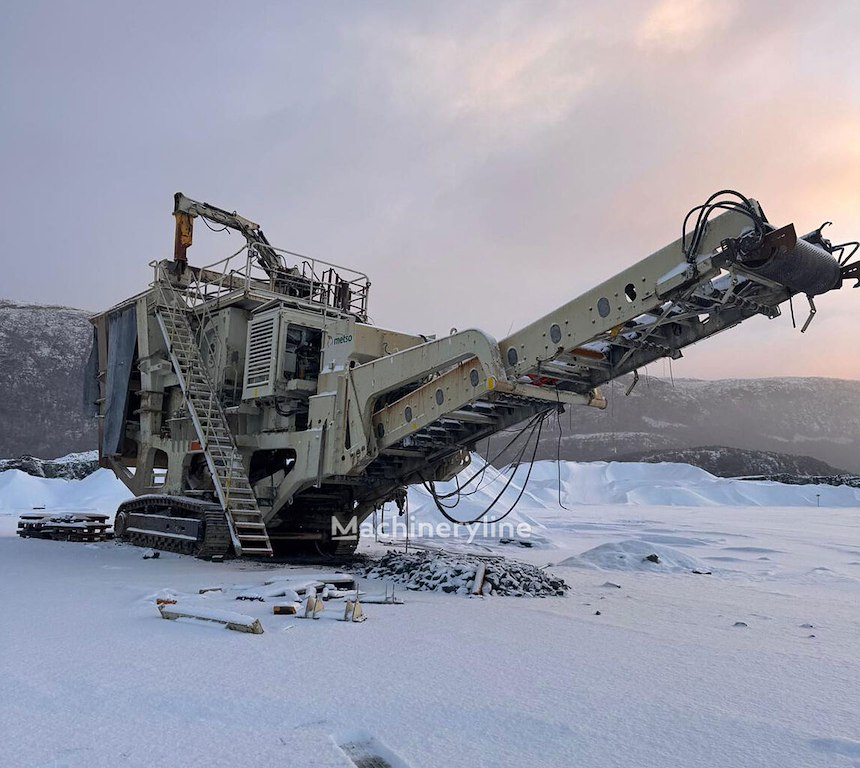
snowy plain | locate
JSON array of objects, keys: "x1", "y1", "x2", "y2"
[{"x1": 1, "y1": 460, "x2": 858, "y2": 768}]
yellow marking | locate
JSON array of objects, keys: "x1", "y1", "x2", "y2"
[{"x1": 487, "y1": 376, "x2": 495, "y2": 391}]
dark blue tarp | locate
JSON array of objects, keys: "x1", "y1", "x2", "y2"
[{"x1": 103, "y1": 306, "x2": 137, "y2": 455}]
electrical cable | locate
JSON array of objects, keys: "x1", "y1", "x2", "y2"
[
  {"x1": 831, "y1": 241, "x2": 859, "y2": 267},
  {"x1": 424, "y1": 412, "x2": 543, "y2": 511},
  {"x1": 685, "y1": 201, "x2": 763, "y2": 259},
  {"x1": 481, "y1": 411, "x2": 546, "y2": 525},
  {"x1": 199, "y1": 216, "x2": 230, "y2": 233},
  {"x1": 555, "y1": 388, "x2": 568, "y2": 510},
  {"x1": 438, "y1": 433, "x2": 496, "y2": 502},
  {"x1": 682, "y1": 190, "x2": 762, "y2": 247},
  {"x1": 428, "y1": 410, "x2": 547, "y2": 501},
  {"x1": 682, "y1": 191, "x2": 767, "y2": 263},
  {"x1": 422, "y1": 410, "x2": 548, "y2": 525}
]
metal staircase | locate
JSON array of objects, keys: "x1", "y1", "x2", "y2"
[{"x1": 152, "y1": 276, "x2": 273, "y2": 557}]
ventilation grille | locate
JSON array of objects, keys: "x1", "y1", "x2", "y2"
[{"x1": 243, "y1": 313, "x2": 278, "y2": 398}]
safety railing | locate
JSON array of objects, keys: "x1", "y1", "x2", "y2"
[{"x1": 157, "y1": 243, "x2": 371, "y2": 322}]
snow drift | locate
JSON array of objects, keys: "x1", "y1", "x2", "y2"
[
  {"x1": 3, "y1": 456, "x2": 859, "y2": 525},
  {"x1": 401, "y1": 456, "x2": 860, "y2": 529},
  {"x1": 559, "y1": 540, "x2": 711, "y2": 573},
  {"x1": 0, "y1": 468, "x2": 132, "y2": 516}
]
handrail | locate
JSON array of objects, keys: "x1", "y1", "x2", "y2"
[
  {"x1": 187, "y1": 241, "x2": 372, "y2": 321},
  {"x1": 150, "y1": 232, "x2": 373, "y2": 325},
  {"x1": 248, "y1": 243, "x2": 371, "y2": 320},
  {"x1": 151, "y1": 261, "x2": 230, "y2": 397}
]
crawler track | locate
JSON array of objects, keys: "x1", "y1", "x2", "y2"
[
  {"x1": 113, "y1": 495, "x2": 363, "y2": 561},
  {"x1": 114, "y1": 495, "x2": 232, "y2": 559}
]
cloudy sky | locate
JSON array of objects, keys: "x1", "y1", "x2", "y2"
[{"x1": 2, "y1": 1, "x2": 859, "y2": 380}]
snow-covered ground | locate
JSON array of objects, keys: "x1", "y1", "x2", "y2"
[{"x1": 1, "y1": 461, "x2": 859, "y2": 767}]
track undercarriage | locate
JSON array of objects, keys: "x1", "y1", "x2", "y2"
[
  {"x1": 113, "y1": 493, "x2": 364, "y2": 559},
  {"x1": 114, "y1": 496, "x2": 231, "y2": 559}
]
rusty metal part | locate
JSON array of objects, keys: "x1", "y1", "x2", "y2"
[{"x1": 173, "y1": 210, "x2": 194, "y2": 262}]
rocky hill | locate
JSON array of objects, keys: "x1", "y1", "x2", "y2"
[
  {"x1": 613, "y1": 445, "x2": 846, "y2": 478},
  {"x1": 0, "y1": 299, "x2": 97, "y2": 459},
  {"x1": 484, "y1": 375, "x2": 860, "y2": 474}
]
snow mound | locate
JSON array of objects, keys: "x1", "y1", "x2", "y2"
[
  {"x1": 0, "y1": 468, "x2": 132, "y2": 517},
  {"x1": 523, "y1": 461, "x2": 860, "y2": 507},
  {"x1": 391, "y1": 461, "x2": 860, "y2": 543},
  {"x1": 561, "y1": 540, "x2": 710, "y2": 574}
]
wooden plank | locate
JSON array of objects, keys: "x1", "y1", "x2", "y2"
[{"x1": 158, "y1": 604, "x2": 264, "y2": 634}]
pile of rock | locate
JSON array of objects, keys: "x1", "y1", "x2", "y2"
[{"x1": 361, "y1": 550, "x2": 568, "y2": 597}]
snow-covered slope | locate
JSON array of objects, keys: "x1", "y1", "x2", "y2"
[
  {"x1": 3, "y1": 457, "x2": 858, "y2": 522},
  {"x1": 0, "y1": 468, "x2": 131, "y2": 515},
  {"x1": 400, "y1": 456, "x2": 860, "y2": 530}
]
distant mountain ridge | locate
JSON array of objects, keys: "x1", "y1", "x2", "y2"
[
  {"x1": 485, "y1": 375, "x2": 860, "y2": 474},
  {"x1": 0, "y1": 298, "x2": 97, "y2": 459}
]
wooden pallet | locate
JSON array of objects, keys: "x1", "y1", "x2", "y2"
[{"x1": 17, "y1": 512, "x2": 112, "y2": 542}]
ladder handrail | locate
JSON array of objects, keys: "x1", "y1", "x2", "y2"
[{"x1": 150, "y1": 267, "x2": 272, "y2": 557}]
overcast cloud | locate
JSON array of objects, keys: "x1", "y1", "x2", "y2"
[{"x1": 2, "y1": 0, "x2": 858, "y2": 379}]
